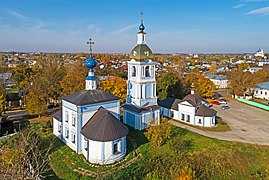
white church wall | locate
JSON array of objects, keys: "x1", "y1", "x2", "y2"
[
  {"x1": 172, "y1": 109, "x2": 179, "y2": 120},
  {"x1": 88, "y1": 140, "x2": 103, "y2": 163},
  {"x1": 61, "y1": 105, "x2": 78, "y2": 152},
  {"x1": 53, "y1": 118, "x2": 61, "y2": 139},
  {"x1": 88, "y1": 137, "x2": 126, "y2": 165}
]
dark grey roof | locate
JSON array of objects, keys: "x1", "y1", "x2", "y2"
[
  {"x1": 129, "y1": 44, "x2": 153, "y2": 61},
  {"x1": 62, "y1": 89, "x2": 119, "y2": 106},
  {"x1": 195, "y1": 104, "x2": 217, "y2": 117},
  {"x1": 52, "y1": 110, "x2": 62, "y2": 122},
  {"x1": 158, "y1": 97, "x2": 183, "y2": 110},
  {"x1": 183, "y1": 94, "x2": 206, "y2": 107},
  {"x1": 81, "y1": 107, "x2": 128, "y2": 142},
  {"x1": 122, "y1": 104, "x2": 160, "y2": 113}
]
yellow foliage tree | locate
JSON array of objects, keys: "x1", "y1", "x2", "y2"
[
  {"x1": 144, "y1": 117, "x2": 172, "y2": 147},
  {"x1": 101, "y1": 76, "x2": 127, "y2": 103},
  {"x1": 176, "y1": 166, "x2": 196, "y2": 180},
  {"x1": 60, "y1": 61, "x2": 87, "y2": 96},
  {"x1": 186, "y1": 71, "x2": 216, "y2": 98},
  {"x1": 0, "y1": 87, "x2": 6, "y2": 115}
]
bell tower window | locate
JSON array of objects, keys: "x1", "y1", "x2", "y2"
[
  {"x1": 131, "y1": 66, "x2": 136, "y2": 77},
  {"x1": 145, "y1": 66, "x2": 150, "y2": 77}
]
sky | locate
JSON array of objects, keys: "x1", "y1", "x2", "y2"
[{"x1": 0, "y1": 0, "x2": 269, "y2": 54}]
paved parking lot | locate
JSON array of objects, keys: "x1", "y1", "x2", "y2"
[
  {"x1": 171, "y1": 98, "x2": 269, "y2": 146},
  {"x1": 212, "y1": 99, "x2": 269, "y2": 145}
]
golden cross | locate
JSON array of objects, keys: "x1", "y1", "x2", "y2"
[{"x1": 87, "y1": 38, "x2": 94, "y2": 53}]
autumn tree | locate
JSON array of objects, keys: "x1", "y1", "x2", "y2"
[
  {"x1": 60, "y1": 60, "x2": 87, "y2": 96},
  {"x1": 0, "y1": 86, "x2": 6, "y2": 116},
  {"x1": 144, "y1": 117, "x2": 172, "y2": 147},
  {"x1": 186, "y1": 70, "x2": 216, "y2": 98},
  {"x1": 41, "y1": 59, "x2": 66, "y2": 101},
  {"x1": 209, "y1": 64, "x2": 216, "y2": 74},
  {"x1": 25, "y1": 92, "x2": 47, "y2": 118},
  {"x1": 228, "y1": 69, "x2": 269, "y2": 97},
  {"x1": 25, "y1": 59, "x2": 65, "y2": 116},
  {"x1": 101, "y1": 76, "x2": 127, "y2": 103},
  {"x1": 157, "y1": 71, "x2": 185, "y2": 100},
  {"x1": 0, "y1": 128, "x2": 53, "y2": 179}
]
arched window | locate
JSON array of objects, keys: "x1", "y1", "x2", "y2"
[
  {"x1": 131, "y1": 66, "x2": 136, "y2": 77},
  {"x1": 145, "y1": 66, "x2": 150, "y2": 77}
]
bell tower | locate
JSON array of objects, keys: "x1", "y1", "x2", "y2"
[{"x1": 126, "y1": 13, "x2": 157, "y2": 107}]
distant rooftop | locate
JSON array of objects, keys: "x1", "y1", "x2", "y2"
[
  {"x1": 255, "y1": 82, "x2": 269, "y2": 90},
  {"x1": 205, "y1": 73, "x2": 228, "y2": 80}
]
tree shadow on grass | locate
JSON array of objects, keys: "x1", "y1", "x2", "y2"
[{"x1": 126, "y1": 126, "x2": 149, "y2": 149}]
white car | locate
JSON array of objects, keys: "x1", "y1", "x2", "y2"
[{"x1": 219, "y1": 99, "x2": 227, "y2": 104}]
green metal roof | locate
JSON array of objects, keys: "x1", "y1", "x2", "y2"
[{"x1": 129, "y1": 44, "x2": 153, "y2": 61}]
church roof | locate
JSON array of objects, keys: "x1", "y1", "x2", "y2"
[
  {"x1": 129, "y1": 44, "x2": 153, "y2": 61},
  {"x1": 62, "y1": 89, "x2": 119, "y2": 106},
  {"x1": 81, "y1": 107, "x2": 128, "y2": 142},
  {"x1": 52, "y1": 110, "x2": 62, "y2": 122},
  {"x1": 183, "y1": 94, "x2": 207, "y2": 107},
  {"x1": 122, "y1": 104, "x2": 160, "y2": 113},
  {"x1": 195, "y1": 104, "x2": 217, "y2": 117},
  {"x1": 158, "y1": 97, "x2": 183, "y2": 110}
]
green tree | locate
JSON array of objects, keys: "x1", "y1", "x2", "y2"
[
  {"x1": 12, "y1": 63, "x2": 33, "y2": 88},
  {"x1": 144, "y1": 117, "x2": 172, "y2": 147},
  {"x1": 157, "y1": 72, "x2": 184, "y2": 100},
  {"x1": 238, "y1": 62, "x2": 249, "y2": 71}
]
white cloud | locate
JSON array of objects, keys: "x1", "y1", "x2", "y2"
[
  {"x1": 111, "y1": 24, "x2": 137, "y2": 35},
  {"x1": 233, "y1": 4, "x2": 245, "y2": 8},
  {"x1": 247, "y1": 6, "x2": 269, "y2": 14},
  {"x1": 87, "y1": 24, "x2": 101, "y2": 34},
  {"x1": 7, "y1": 9, "x2": 27, "y2": 21}
]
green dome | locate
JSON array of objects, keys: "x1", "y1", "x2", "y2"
[{"x1": 130, "y1": 44, "x2": 153, "y2": 61}]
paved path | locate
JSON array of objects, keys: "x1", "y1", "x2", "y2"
[{"x1": 170, "y1": 99, "x2": 269, "y2": 146}]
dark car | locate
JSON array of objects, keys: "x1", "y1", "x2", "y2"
[{"x1": 221, "y1": 105, "x2": 230, "y2": 110}]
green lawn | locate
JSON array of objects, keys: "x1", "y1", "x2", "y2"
[{"x1": 29, "y1": 123, "x2": 269, "y2": 179}]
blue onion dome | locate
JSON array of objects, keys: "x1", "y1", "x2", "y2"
[
  {"x1": 139, "y1": 22, "x2": 145, "y2": 32},
  {"x1": 85, "y1": 53, "x2": 96, "y2": 69}
]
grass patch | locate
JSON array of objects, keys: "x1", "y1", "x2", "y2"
[
  {"x1": 28, "y1": 115, "x2": 51, "y2": 124},
  {"x1": 7, "y1": 122, "x2": 267, "y2": 179}
]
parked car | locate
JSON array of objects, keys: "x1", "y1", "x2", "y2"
[
  {"x1": 211, "y1": 101, "x2": 221, "y2": 105},
  {"x1": 219, "y1": 99, "x2": 227, "y2": 104},
  {"x1": 221, "y1": 105, "x2": 230, "y2": 110}
]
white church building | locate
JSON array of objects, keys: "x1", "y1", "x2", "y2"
[
  {"x1": 122, "y1": 18, "x2": 161, "y2": 130},
  {"x1": 158, "y1": 92, "x2": 217, "y2": 127},
  {"x1": 52, "y1": 42, "x2": 128, "y2": 165}
]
